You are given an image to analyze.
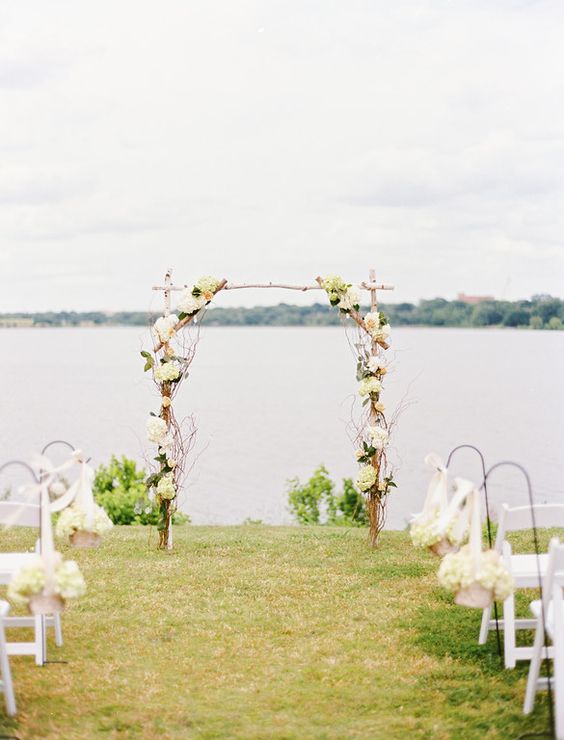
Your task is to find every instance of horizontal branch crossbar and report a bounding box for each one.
[152,281,395,292]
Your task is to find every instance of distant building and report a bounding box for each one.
[0,317,34,328]
[456,293,495,305]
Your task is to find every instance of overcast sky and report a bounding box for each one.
[1,0,563,311]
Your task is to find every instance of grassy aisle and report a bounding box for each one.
[0,526,549,739]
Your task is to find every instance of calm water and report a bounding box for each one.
[0,327,562,527]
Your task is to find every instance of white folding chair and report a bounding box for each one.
[479,503,564,668]
[524,538,564,738]
[0,501,63,666]
[0,600,16,716]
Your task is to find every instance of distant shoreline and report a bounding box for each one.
[0,296,562,330]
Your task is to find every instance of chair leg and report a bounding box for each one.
[524,622,546,714]
[504,592,517,668]
[479,603,492,645]
[54,614,63,647]
[0,625,16,716]
[34,615,45,666]
[554,621,564,739]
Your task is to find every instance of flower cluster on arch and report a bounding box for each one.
[142,276,223,521]
[320,275,396,501]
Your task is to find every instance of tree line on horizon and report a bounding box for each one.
[0,295,562,329]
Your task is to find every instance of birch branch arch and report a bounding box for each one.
[143,270,395,550]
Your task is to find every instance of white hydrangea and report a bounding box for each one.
[8,555,86,605]
[7,555,45,604]
[56,504,113,539]
[410,512,468,550]
[146,416,168,444]
[356,465,377,492]
[153,315,178,343]
[157,473,176,500]
[367,355,386,373]
[338,286,361,312]
[154,361,181,383]
[54,560,87,600]
[368,425,389,450]
[177,290,206,315]
[358,377,382,397]
[195,276,221,300]
[438,546,514,602]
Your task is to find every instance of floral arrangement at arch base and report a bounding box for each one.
[142,275,226,549]
[318,275,396,547]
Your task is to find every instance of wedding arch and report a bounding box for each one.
[142,270,396,550]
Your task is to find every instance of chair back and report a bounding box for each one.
[540,538,564,615]
[0,501,40,528]
[495,504,564,552]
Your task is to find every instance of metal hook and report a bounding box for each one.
[483,461,555,738]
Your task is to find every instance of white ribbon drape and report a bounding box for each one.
[435,477,483,567]
[411,453,449,525]
[32,449,95,521]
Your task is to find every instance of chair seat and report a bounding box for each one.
[0,553,37,585]
[510,554,549,588]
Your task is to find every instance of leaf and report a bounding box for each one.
[178,312,187,321]
[140,350,152,359]
[143,360,153,372]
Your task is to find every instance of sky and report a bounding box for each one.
[1,0,563,311]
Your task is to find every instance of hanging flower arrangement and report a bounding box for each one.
[142,274,226,549]
[438,546,514,608]
[409,454,468,556]
[436,480,514,608]
[56,504,113,548]
[40,449,114,549]
[318,274,396,547]
[8,553,86,615]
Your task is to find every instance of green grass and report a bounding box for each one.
[0,526,552,738]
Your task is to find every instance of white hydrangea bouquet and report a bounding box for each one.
[49,452,113,548]
[56,504,113,548]
[410,454,468,556]
[438,546,514,608]
[8,553,86,615]
[437,481,514,608]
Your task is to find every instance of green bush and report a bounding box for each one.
[93,455,189,526]
[335,478,368,526]
[287,465,367,526]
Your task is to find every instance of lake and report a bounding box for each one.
[0,326,562,528]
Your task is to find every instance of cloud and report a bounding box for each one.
[0,0,563,309]
[342,133,564,208]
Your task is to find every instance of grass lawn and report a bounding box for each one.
[0,525,552,739]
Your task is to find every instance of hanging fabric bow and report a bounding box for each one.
[410,454,465,556]
[44,450,113,548]
[4,472,86,615]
